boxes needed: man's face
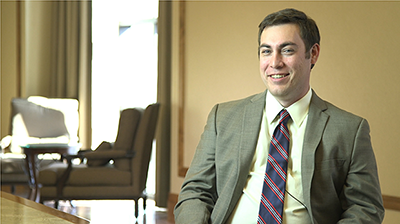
[259,24,319,107]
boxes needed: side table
[21,144,78,202]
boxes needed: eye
[260,48,271,56]
[282,48,295,55]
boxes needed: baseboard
[168,193,178,223]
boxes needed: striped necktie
[258,109,291,224]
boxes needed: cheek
[259,63,269,85]
[259,59,269,72]
[284,58,296,68]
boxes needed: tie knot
[279,109,291,125]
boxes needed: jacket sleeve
[174,104,219,224]
[338,119,385,223]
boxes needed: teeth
[271,74,286,78]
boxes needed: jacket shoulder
[217,91,265,111]
[311,91,365,122]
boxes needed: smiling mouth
[269,73,289,79]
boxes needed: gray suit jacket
[175,90,384,224]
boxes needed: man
[174,8,384,224]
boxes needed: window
[92,0,159,196]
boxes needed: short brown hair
[258,8,320,58]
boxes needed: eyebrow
[259,42,298,50]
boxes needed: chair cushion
[86,141,112,167]
[1,173,29,183]
[38,163,71,185]
[111,108,142,171]
[113,108,142,151]
[67,166,131,186]
[11,98,68,138]
[27,96,79,144]
[2,157,57,184]
[9,97,79,153]
[0,158,26,174]
[1,157,29,183]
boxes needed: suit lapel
[301,91,329,217]
[238,91,266,179]
[223,91,266,222]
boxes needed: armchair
[39,103,160,218]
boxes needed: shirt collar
[265,88,312,128]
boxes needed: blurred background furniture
[0,96,80,198]
[22,144,79,202]
[6,96,79,154]
[0,157,29,194]
[39,103,160,218]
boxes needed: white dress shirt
[227,89,312,224]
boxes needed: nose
[270,53,284,69]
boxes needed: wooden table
[1,191,89,224]
[22,144,78,202]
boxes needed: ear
[310,43,320,65]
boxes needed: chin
[268,85,287,94]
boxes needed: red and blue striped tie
[258,109,291,224]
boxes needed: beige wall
[170,1,400,223]
[1,1,19,138]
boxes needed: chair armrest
[84,150,135,160]
[78,149,92,154]
[61,148,92,161]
